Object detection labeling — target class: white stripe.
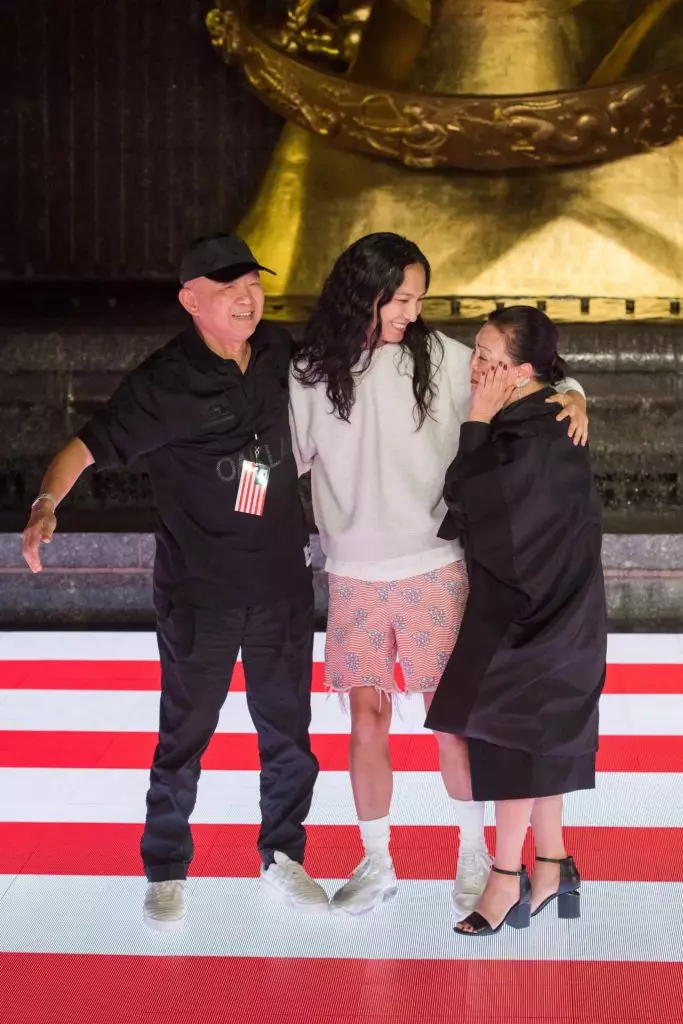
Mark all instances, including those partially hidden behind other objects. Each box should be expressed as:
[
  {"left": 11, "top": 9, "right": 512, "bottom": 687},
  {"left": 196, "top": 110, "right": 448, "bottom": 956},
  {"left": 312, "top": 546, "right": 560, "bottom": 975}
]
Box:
[
  {"left": 0, "top": 632, "right": 328, "bottom": 663},
  {"left": 607, "top": 634, "right": 683, "bottom": 664},
  {"left": 0, "top": 874, "right": 679, "bottom": 961},
  {"left": 1, "top": 632, "right": 682, "bottom": 666},
  {"left": 0, "top": 768, "right": 680, "bottom": 826},
  {"left": 1, "top": 688, "right": 680, "bottom": 736}
]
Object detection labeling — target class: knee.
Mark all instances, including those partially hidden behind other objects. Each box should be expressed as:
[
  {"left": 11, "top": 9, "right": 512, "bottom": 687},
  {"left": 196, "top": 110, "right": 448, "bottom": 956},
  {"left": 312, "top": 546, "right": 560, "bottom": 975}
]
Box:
[
  {"left": 433, "top": 730, "right": 467, "bottom": 758},
  {"left": 350, "top": 701, "right": 391, "bottom": 747}
]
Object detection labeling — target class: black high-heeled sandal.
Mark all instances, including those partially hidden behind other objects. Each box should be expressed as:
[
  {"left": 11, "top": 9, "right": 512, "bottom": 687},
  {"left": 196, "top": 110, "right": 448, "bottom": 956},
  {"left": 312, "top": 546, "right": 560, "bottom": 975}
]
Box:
[
  {"left": 454, "top": 865, "right": 531, "bottom": 936},
  {"left": 531, "top": 855, "right": 581, "bottom": 919}
]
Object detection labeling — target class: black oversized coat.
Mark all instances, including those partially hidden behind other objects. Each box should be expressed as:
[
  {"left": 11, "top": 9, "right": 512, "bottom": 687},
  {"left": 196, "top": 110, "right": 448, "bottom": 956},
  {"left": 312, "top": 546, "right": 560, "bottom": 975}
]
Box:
[{"left": 425, "top": 388, "right": 607, "bottom": 764}]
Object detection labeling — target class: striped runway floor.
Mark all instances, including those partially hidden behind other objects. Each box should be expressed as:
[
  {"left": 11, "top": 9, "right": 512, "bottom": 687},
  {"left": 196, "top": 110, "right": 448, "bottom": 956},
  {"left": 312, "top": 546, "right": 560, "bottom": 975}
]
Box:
[{"left": 0, "top": 631, "right": 681, "bottom": 1024}]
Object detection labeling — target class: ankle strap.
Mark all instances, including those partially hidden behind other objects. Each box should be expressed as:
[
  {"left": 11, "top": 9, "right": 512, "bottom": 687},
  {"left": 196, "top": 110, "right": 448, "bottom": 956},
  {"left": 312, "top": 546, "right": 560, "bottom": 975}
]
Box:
[
  {"left": 492, "top": 865, "right": 523, "bottom": 877},
  {"left": 535, "top": 855, "right": 570, "bottom": 864}
]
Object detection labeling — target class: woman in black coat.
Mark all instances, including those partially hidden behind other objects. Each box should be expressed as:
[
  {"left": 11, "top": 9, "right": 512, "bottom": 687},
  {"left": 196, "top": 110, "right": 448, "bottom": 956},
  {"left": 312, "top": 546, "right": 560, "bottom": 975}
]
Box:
[{"left": 425, "top": 306, "right": 607, "bottom": 936}]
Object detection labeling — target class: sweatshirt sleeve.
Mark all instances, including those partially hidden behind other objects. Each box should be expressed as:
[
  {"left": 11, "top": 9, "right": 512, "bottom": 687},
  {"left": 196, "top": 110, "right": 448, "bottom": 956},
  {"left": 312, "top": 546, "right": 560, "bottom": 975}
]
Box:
[
  {"left": 288, "top": 370, "right": 317, "bottom": 477},
  {"left": 555, "top": 376, "right": 586, "bottom": 400}
]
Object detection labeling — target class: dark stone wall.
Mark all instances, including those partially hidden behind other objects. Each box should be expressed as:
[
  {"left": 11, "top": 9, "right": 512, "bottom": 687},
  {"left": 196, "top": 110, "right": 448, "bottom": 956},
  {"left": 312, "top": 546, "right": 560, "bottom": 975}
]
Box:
[
  {"left": 1, "top": 313, "right": 682, "bottom": 532},
  {"left": 2, "top": 0, "right": 282, "bottom": 281}
]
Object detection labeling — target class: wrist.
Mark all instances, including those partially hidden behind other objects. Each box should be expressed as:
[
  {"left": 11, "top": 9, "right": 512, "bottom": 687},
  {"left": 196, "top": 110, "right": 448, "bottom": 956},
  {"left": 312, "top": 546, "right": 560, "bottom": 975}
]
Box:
[
  {"left": 567, "top": 390, "right": 586, "bottom": 406},
  {"left": 31, "top": 493, "right": 56, "bottom": 512},
  {"left": 467, "top": 413, "right": 493, "bottom": 424}
]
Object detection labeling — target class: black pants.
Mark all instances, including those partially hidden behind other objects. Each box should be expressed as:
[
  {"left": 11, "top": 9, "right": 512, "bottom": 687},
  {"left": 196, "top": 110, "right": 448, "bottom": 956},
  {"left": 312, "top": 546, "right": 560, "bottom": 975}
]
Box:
[{"left": 140, "top": 594, "right": 319, "bottom": 882}]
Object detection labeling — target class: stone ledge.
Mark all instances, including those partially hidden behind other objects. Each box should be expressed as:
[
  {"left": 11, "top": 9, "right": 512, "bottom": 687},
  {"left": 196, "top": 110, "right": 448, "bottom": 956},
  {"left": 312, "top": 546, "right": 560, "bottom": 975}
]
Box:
[
  {"left": 1, "top": 533, "right": 681, "bottom": 629},
  {"left": 2, "top": 532, "right": 680, "bottom": 570},
  {"left": 601, "top": 534, "right": 683, "bottom": 569}
]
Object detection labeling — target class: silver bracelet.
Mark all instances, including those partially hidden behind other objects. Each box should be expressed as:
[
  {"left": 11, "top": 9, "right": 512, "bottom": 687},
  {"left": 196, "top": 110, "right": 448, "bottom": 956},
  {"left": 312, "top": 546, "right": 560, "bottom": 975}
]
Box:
[{"left": 31, "top": 492, "right": 56, "bottom": 509}]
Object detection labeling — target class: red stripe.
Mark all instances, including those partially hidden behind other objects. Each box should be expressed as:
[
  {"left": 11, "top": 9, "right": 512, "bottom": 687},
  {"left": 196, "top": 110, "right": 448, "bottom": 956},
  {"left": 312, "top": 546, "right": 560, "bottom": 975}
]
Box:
[
  {"left": 1, "top": 822, "right": 680, "bottom": 881},
  {"left": 255, "top": 477, "right": 266, "bottom": 515},
  {"left": 247, "top": 465, "right": 257, "bottom": 514},
  {"left": 241, "top": 463, "right": 253, "bottom": 513},
  {"left": 1, "top": 660, "right": 681, "bottom": 692},
  {"left": 2, "top": 955, "right": 680, "bottom": 1024},
  {"left": 248, "top": 466, "right": 258, "bottom": 515},
  {"left": 235, "top": 461, "right": 250, "bottom": 511},
  {"left": 255, "top": 473, "right": 266, "bottom": 515},
  {"left": 0, "top": 732, "right": 679, "bottom": 772}
]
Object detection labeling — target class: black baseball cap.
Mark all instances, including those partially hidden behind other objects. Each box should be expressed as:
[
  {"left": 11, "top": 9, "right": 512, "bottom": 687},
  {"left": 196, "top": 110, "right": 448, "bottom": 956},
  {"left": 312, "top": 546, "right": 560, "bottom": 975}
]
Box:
[{"left": 179, "top": 233, "right": 276, "bottom": 285}]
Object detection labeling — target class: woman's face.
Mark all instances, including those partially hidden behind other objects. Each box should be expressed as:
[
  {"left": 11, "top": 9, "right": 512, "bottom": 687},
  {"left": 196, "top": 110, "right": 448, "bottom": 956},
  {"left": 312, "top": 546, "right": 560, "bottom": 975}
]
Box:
[
  {"left": 374, "top": 263, "right": 427, "bottom": 345},
  {"left": 470, "top": 323, "right": 511, "bottom": 387}
]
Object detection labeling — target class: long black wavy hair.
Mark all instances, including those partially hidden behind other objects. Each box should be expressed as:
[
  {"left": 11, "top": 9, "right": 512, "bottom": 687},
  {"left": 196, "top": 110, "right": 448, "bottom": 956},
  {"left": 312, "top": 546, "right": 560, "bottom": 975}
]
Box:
[{"left": 293, "top": 232, "right": 441, "bottom": 426}]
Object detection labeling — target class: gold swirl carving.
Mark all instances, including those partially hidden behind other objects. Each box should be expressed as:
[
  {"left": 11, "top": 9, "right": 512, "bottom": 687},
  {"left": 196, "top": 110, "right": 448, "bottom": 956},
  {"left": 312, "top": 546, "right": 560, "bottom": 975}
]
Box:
[
  {"left": 249, "top": 0, "right": 371, "bottom": 63},
  {"left": 206, "top": 7, "right": 241, "bottom": 58},
  {"left": 207, "top": 5, "right": 683, "bottom": 171}
]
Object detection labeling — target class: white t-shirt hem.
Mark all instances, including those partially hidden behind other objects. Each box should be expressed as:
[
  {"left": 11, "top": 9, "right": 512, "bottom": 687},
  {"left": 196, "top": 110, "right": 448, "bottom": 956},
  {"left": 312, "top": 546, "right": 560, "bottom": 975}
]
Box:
[{"left": 325, "top": 541, "right": 465, "bottom": 582}]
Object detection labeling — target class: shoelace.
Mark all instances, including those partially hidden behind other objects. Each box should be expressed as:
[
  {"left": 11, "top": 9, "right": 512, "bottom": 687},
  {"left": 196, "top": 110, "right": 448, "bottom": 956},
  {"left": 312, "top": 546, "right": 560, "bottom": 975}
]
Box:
[
  {"left": 153, "top": 881, "right": 185, "bottom": 905},
  {"left": 282, "top": 860, "right": 310, "bottom": 883},
  {"left": 458, "top": 850, "right": 490, "bottom": 877},
  {"left": 350, "top": 855, "right": 390, "bottom": 882}
]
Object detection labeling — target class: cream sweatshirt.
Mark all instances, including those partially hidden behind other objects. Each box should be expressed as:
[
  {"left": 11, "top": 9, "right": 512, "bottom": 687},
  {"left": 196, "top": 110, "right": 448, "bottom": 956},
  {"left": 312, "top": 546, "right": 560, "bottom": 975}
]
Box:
[{"left": 289, "top": 333, "right": 584, "bottom": 582}]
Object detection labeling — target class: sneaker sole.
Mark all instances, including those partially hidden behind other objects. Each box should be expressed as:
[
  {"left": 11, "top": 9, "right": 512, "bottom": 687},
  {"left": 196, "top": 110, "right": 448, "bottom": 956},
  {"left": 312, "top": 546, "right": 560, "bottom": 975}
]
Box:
[
  {"left": 260, "top": 877, "right": 330, "bottom": 915},
  {"left": 143, "top": 910, "right": 186, "bottom": 933},
  {"left": 331, "top": 884, "right": 399, "bottom": 917}
]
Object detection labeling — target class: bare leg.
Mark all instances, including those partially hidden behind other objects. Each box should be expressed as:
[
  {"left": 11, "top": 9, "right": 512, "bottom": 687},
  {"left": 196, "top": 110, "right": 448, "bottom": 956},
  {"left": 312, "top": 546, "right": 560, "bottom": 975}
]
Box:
[
  {"left": 348, "top": 687, "right": 394, "bottom": 821},
  {"left": 456, "top": 798, "right": 533, "bottom": 932},
  {"left": 530, "top": 794, "right": 567, "bottom": 913},
  {"left": 423, "top": 693, "right": 472, "bottom": 800},
  {"left": 422, "top": 693, "right": 489, "bottom": 914}
]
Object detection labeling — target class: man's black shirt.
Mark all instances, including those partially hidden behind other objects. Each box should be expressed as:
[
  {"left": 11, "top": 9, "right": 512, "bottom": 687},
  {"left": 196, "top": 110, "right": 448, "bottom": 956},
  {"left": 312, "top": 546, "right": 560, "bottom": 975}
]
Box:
[{"left": 78, "top": 321, "right": 312, "bottom": 609}]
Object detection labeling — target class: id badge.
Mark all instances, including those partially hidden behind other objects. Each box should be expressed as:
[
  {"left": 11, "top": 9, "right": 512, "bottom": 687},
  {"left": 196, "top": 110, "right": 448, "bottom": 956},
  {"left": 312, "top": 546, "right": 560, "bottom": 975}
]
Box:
[{"left": 235, "top": 460, "right": 270, "bottom": 516}]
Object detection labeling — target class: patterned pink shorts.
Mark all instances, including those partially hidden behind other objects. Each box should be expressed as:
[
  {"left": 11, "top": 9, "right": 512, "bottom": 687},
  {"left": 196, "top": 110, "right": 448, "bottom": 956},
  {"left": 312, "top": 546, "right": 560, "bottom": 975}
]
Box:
[{"left": 325, "top": 561, "right": 469, "bottom": 695}]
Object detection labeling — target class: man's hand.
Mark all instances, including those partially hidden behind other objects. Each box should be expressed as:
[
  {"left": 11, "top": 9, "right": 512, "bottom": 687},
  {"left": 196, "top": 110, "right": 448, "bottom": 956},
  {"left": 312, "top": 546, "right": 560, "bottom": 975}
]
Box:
[
  {"left": 22, "top": 502, "right": 57, "bottom": 573},
  {"left": 546, "top": 390, "right": 588, "bottom": 447},
  {"left": 21, "top": 438, "right": 94, "bottom": 573},
  {"left": 468, "top": 363, "right": 517, "bottom": 424}
]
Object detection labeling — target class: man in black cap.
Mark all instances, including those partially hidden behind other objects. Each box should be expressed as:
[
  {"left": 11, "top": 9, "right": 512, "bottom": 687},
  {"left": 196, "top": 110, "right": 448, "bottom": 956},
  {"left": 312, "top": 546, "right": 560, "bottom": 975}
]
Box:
[{"left": 22, "top": 234, "right": 328, "bottom": 928}]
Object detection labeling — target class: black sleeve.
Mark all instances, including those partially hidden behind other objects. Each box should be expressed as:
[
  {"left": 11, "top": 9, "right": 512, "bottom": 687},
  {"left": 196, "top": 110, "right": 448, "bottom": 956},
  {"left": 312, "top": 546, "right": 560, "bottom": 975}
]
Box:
[
  {"left": 77, "top": 363, "right": 179, "bottom": 471},
  {"left": 457, "top": 421, "right": 493, "bottom": 456},
  {"left": 442, "top": 424, "right": 595, "bottom": 601},
  {"left": 438, "top": 421, "right": 492, "bottom": 542}
]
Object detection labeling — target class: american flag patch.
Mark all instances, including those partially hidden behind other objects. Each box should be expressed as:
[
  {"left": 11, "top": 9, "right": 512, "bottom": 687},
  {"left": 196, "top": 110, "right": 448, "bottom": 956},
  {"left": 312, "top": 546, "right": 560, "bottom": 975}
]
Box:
[{"left": 234, "top": 460, "right": 270, "bottom": 516}]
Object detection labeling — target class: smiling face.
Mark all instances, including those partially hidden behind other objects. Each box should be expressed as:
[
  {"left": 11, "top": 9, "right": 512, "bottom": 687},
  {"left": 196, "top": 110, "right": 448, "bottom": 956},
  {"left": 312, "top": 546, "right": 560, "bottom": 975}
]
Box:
[
  {"left": 373, "top": 262, "right": 427, "bottom": 345},
  {"left": 179, "top": 270, "right": 265, "bottom": 345}
]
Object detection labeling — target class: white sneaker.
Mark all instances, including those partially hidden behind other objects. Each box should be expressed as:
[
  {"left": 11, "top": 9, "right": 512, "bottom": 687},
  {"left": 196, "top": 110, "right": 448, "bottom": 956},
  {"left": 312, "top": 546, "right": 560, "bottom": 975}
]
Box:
[
  {"left": 451, "top": 847, "right": 493, "bottom": 917},
  {"left": 331, "top": 855, "right": 398, "bottom": 916},
  {"left": 143, "top": 880, "right": 187, "bottom": 932},
  {"left": 260, "top": 851, "right": 329, "bottom": 914}
]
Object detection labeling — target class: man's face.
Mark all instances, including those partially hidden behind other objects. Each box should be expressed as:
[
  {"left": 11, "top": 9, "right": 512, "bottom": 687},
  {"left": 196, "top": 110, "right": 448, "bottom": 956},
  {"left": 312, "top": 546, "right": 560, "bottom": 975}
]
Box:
[{"left": 180, "top": 270, "right": 265, "bottom": 344}]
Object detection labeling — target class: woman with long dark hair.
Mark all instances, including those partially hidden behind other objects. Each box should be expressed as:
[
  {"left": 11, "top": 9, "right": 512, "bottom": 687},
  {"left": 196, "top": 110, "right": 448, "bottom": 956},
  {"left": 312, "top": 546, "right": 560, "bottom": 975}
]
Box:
[
  {"left": 425, "top": 306, "right": 607, "bottom": 936},
  {"left": 290, "top": 235, "right": 588, "bottom": 917}
]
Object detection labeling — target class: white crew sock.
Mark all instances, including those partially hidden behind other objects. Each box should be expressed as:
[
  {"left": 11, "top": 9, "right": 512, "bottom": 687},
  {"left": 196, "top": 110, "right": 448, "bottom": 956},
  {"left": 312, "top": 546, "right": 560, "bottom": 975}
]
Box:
[
  {"left": 451, "top": 799, "right": 487, "bottom": 851},
  {"left": 359, "top": 815, "right": 391, "bottom": 859}
]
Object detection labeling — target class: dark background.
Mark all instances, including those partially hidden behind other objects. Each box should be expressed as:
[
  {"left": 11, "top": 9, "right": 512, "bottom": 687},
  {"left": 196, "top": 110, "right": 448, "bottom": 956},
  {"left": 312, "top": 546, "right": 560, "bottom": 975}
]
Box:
[
  {"left": 1, "top": 0, "right": 282, "bottom": 284},
  {"left": 1, "top": 0, "right": 681, "bottom": 535}
]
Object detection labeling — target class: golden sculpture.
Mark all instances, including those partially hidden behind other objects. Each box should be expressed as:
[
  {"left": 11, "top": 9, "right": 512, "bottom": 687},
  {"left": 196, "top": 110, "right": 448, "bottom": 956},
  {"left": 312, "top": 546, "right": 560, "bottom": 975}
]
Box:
[{"left": 207, "top": 0, "right": 683, "bottom": 320}]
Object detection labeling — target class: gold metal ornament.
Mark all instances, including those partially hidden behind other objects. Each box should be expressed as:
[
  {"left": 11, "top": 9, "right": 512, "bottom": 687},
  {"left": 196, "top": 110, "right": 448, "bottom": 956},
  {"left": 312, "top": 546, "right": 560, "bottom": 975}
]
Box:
[{"left": 207, "top": 0, "right": 683, "bottom": 315}]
